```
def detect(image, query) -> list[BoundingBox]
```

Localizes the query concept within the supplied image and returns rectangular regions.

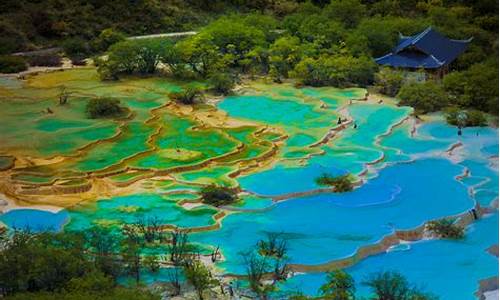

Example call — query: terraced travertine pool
[0,68,497,299]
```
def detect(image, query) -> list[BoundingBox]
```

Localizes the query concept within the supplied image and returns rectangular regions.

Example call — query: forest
[0,0,498,118]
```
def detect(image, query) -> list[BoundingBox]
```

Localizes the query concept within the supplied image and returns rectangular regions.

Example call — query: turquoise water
[218,96,331,129]
[0,209,69,231]
[273,120,498,299]
[192,158,474,274]
[66,194,218,231]
[239,163,346,196]
[2,84,497,299]
[281,213,498,300]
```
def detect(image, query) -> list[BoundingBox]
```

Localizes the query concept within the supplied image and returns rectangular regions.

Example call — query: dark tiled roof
[375,27,472,69]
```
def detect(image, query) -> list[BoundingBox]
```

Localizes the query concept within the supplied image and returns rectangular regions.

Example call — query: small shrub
[183,259,216,300]
[169,87,203,105]
[466,110,488,126]
[91,28,126,53]
[200,185,237,207]
[397,82,448,113]
[0,20,28,55]
[375,67,405,97]
[258,232,287,258]
[63,38,90,58]
[27,55,62,67]
[209,73,236,95]
[315,173,354,192]
[445,107,488,127]
[320,270,356,300]
[363,271,438,300]
[86,97,127,119]
[0,55,27,73]
[427,219,464,239]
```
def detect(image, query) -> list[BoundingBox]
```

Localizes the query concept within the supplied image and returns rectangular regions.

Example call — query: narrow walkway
[126,31,197,40]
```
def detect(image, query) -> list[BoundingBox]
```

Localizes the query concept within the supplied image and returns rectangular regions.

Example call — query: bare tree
[134,216,163,244]
[165,267,182,296]
[58,86,70,105]
[86,226,121,278]
[257,233,290,284]
[121,236,142,283]
[272,256,290,283]
[258,232,288,259]
[169,229,189,265]
[183,258,217,300]
[211,245,221,263]
[242,251,273,300]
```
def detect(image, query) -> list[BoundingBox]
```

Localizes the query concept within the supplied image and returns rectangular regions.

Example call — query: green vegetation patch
[86,97,128,119]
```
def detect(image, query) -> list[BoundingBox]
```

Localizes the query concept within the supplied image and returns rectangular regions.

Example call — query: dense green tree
[0,231,89,295]
[375,67,405,97]
[91,28,126,53]
[242,46,270,75]
[243,252,275,300]
[345,33,371,57]
[102,41,140,76]
[0,56,27,73]
[397,82,448,113]
[200,185,238,207]
[6,285,159,300]
[283,2,322,35]
[324,0,367,28]
[63,38,91,58]
[121,228,143,284]
[319,270,356,300]
[186,16,268,71]
[175,35,222,78]
[427,219,465,239]
[169,86,204,105]
[183,259,216,300]
[159,42,187,78]
[98,38,170,78]
[297,16,346,48]
[0,21,28,55]
[86,98,127,119]
[292,54,376,87]
[86,226,122,279]
[315,173,354,192]
[355,17,428,57]
[443,61,498,114]
[269,36,304,79]
[209,72,237,95]
[445,107,488,127]
[363,271,438,300]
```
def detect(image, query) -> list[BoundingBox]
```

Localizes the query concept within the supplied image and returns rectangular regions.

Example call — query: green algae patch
[110,170,151,183]
[0,97,121,157]
[0,155,15,170]
[165,193,200,201]
[131,113,239,170]
[176,166,236,186]
[217,91,341,159]
[229,194,274,210]
[218,95,332,129]
[258,131,283,142]
[66,194,218,231]
[283,148,321,159]
[286,133,316,147]
[26,68,100,89]
[116,205,142,213]
[71,121,155,172]
[57,178,88,186]
[158,148,202,161]
[11,173,54,184]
